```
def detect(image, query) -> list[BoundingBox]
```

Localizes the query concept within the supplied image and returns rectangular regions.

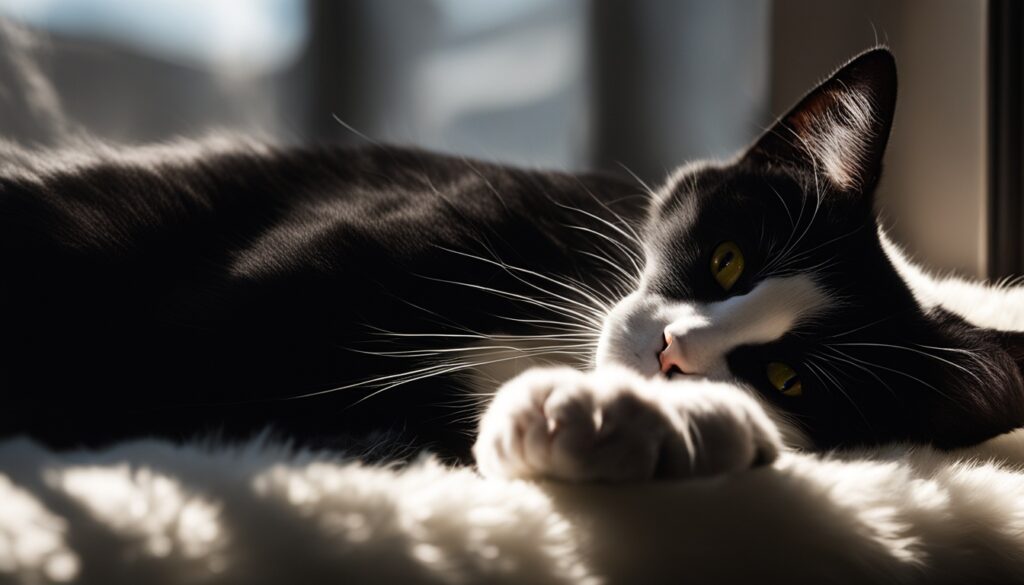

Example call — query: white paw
[473,366,782,482]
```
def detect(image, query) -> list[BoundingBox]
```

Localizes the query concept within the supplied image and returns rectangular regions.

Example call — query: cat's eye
[710,241,744,291]
[766,362,802,397]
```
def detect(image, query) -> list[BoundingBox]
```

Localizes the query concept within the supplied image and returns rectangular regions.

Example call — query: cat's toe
[655,377,784,477]
[475,367,671,482]
[473,367,584,480]
[545,382,668,482]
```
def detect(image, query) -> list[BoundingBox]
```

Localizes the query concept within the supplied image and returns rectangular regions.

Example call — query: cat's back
[0,136,643,453]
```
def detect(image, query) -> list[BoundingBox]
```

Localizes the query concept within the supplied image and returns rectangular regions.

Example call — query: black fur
[0,138,644,459]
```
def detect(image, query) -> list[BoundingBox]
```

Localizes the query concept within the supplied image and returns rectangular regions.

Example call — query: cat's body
[3,46,1024,482]
[0,137,643,458]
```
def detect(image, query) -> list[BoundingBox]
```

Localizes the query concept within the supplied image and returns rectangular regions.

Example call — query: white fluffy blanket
[5,431,1024,585]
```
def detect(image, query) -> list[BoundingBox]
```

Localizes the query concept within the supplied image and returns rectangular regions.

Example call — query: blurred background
[0,0,1012,280]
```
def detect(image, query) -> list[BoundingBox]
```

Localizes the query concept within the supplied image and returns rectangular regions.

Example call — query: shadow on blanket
[3,433,1024,585]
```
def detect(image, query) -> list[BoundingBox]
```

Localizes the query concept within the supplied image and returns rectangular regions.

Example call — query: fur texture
[7,423,1024,584]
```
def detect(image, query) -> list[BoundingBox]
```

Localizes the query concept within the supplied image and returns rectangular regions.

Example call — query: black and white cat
[8,41,1024,585]
[4,46,1023,477]
[474,48,1024,481]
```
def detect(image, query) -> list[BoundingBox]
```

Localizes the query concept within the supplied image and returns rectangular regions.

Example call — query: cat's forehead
[647,163,802,248]
[647,159,868,248]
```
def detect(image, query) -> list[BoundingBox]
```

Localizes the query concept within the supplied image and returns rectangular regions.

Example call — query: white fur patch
[596,274,831,377]
[881,230,1024,331]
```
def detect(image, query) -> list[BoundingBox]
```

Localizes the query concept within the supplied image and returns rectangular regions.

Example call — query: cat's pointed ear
[744,48,897,195]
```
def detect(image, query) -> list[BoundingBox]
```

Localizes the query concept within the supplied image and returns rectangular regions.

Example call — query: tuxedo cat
[474,48,1024,481]
[4,46,1022,472]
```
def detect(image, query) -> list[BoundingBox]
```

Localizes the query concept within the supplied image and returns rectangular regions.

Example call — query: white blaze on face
[596,274,832,378]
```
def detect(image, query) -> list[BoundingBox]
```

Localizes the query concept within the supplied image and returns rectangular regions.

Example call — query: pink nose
[659,332,693,375]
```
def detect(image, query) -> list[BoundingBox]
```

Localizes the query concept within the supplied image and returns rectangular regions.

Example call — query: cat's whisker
[579,250,639,287]
[764,257,841,279]
[350,342,594,359]
[323,345,591,404]
[778,184,823,271]
[292,329,593,403]
[823,345,958,403]
[490,315,599,331]
[492,322,600,339]
[285,361,458,399]
[364,327,585,340]
[760,186,808,275]
[410,342,594,359]
[365,327,599,353]
[558,219,643,262]
[824,314,901,340]
[916,344,986,358]
[345,348,593,406]
[768,183,795,228]
[554,199,644,249]
[425,250,615,323]
[464,233,605,292]
[562,223,644,274]
[365,329,595,343]
[762,225,866,277]
[760,128,830,278]
[829,342,987,387]
[435,245,617,317]
[790,224,866,261]
[814,349,898,398]
[615,161,659,200]
[569,174,648,242]
[915,344,1005,388]
[804,358,871,427]
[415,275,606,329]
[467,234,628,309]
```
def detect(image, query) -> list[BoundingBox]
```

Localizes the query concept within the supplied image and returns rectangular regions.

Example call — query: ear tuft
[788,85,877,190]
[748,48,897,194]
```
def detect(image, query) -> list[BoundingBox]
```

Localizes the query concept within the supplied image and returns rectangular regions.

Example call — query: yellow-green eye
[766,362,802,397]
[710,241,744,291]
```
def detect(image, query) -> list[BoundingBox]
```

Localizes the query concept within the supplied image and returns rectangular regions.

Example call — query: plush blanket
[4,430,1024,585]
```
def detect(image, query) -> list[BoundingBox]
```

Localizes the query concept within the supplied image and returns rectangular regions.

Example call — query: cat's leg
[473,366,782,482]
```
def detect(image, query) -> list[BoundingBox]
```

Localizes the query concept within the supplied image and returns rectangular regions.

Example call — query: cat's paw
[473,366,782,482]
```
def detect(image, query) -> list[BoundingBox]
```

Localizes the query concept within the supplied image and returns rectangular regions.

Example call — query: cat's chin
[473,365,783,483]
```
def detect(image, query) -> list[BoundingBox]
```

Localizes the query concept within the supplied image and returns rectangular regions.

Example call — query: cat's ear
[744,48,897,195]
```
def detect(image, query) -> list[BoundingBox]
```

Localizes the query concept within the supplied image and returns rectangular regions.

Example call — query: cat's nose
[659,332,695,376]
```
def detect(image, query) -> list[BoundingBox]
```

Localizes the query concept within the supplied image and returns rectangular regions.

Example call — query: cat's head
[596,48,1024,449]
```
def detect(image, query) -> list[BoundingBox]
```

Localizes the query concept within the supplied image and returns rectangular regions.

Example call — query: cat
[4,42,1022,475]
[473,48,1024,482]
